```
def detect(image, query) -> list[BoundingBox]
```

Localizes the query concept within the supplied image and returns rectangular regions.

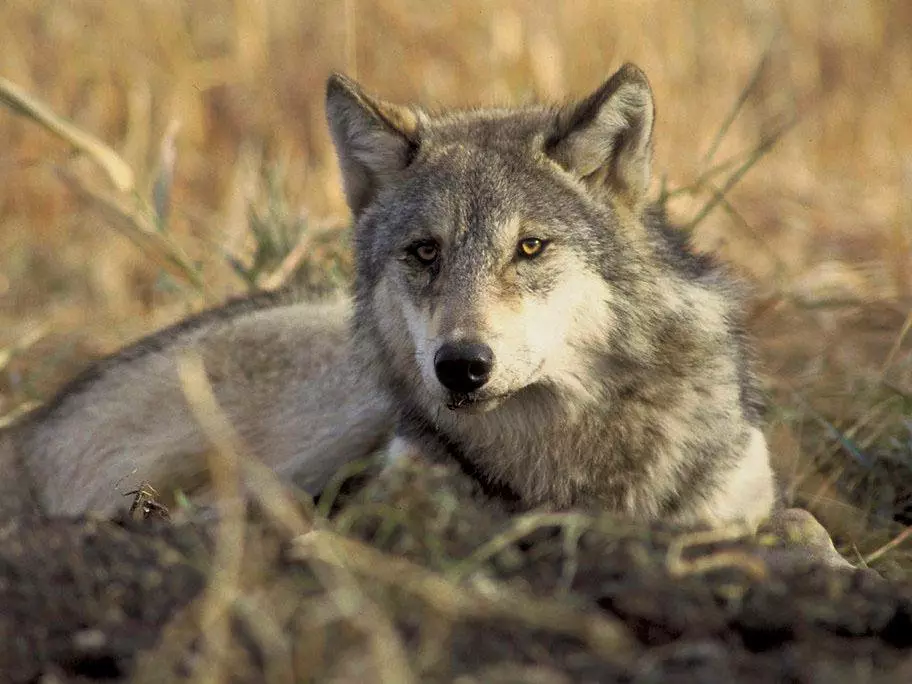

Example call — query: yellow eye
[518,237,546,258]
[413,242,439,263]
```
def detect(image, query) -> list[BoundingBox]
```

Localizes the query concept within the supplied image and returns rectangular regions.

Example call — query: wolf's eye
[409,241,439,264]
[517,237,547,259]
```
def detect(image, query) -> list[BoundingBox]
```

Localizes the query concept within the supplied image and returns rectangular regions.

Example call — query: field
[0,0,911,678]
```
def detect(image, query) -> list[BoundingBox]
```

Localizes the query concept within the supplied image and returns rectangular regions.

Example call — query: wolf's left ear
[546,63,655,210]
[326,74,420,217]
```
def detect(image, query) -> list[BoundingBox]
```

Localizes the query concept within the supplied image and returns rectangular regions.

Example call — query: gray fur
[4,65,781,531]
[331,64,775,526]
[2,292,393,517]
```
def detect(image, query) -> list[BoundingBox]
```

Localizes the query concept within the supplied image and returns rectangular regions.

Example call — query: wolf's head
[326,65,658,414]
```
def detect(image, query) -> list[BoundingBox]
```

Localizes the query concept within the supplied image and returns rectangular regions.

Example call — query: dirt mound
[2,461,910,683]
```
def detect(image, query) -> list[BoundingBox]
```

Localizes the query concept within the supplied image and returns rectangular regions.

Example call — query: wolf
[331,63,777,526]
[4,64,805,540]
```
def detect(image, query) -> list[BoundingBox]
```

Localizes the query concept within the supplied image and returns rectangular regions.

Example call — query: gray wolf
[1,290,392,517]
[3,64,777,530]
[331,63,775,526]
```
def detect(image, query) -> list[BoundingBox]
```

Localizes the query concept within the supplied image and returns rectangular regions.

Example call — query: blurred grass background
[0,0,910,574]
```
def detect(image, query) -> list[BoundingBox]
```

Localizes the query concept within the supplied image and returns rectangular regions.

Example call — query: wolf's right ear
[546,64,655,211]
[325,74,420,217]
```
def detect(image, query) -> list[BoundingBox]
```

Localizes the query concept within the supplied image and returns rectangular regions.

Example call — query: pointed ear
[325,74,420,216]
[546,63,655,210]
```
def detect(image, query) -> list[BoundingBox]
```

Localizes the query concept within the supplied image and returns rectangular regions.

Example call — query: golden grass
[0,0,910,571]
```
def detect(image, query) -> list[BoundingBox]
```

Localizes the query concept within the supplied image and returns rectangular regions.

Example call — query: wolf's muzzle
[434,342,493,393]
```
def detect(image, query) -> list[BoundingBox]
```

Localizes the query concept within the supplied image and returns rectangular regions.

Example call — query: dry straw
[0,76,208,296]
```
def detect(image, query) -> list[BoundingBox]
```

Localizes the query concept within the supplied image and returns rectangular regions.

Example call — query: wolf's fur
[331,64,775,526]
[2,292,393,517]
[2,64,778,530]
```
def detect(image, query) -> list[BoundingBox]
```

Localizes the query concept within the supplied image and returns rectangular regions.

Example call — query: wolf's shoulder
[643,202,739,290]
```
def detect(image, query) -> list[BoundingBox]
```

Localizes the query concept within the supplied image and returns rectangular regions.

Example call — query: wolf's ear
[546,63,655,211]
[325,74,420,216]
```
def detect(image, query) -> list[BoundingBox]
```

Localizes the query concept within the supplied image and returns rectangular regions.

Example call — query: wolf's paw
[380,435,429,470]
[756,508,880,578]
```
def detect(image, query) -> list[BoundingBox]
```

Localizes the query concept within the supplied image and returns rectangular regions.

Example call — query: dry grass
[0,0,910,575]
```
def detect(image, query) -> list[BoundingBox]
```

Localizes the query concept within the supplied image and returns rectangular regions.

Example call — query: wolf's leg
[675,426,776,528]
[380,433,429,470]
[757,507,864,571]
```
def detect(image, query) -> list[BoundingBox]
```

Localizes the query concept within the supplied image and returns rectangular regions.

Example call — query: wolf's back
[3,292,392,519]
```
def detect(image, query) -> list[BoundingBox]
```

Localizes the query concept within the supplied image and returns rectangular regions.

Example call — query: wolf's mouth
[446,392,478,410]
[444,366,544,412]
[446,392,501,412]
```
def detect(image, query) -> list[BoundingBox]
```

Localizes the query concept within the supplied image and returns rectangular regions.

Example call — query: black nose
[434,342,494,393]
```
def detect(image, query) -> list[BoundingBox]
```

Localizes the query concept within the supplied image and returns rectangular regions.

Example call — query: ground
[1,460,910,682]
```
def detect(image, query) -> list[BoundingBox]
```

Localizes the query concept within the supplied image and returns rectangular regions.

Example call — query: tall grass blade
[0,76,135,192]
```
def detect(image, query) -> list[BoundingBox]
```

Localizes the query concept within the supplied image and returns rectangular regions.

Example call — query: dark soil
[1,460,910,683]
